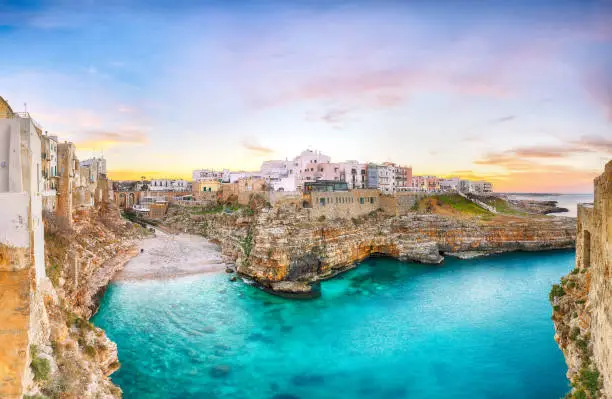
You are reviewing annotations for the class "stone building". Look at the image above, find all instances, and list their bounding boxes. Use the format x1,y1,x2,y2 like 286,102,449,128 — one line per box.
56,142,77,225
302,188,380,219
40,134,58,211
193,179,221,193
0,102,46,281
575,161,611,397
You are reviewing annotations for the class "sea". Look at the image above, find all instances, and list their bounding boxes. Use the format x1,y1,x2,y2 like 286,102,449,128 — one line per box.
93,250,575,398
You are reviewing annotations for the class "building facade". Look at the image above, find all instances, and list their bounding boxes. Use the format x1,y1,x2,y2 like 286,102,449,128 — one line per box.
150,179,190,191
0,104,46,281
339,161,367,190
192,169,229,183
40,134,58,211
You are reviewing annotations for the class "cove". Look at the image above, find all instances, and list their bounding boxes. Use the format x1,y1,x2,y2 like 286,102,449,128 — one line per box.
92,250,574,399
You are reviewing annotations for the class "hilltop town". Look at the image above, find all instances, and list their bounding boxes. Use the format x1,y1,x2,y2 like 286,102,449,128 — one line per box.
112,149,494,219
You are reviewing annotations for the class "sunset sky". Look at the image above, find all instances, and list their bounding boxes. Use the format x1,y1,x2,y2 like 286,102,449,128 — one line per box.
1,0,610,192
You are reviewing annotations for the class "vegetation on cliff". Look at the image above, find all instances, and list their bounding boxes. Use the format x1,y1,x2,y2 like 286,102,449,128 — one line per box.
161,194,575,296
24,205,147,398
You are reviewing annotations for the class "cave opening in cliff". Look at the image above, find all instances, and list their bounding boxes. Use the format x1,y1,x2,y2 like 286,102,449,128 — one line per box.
583,230,591,268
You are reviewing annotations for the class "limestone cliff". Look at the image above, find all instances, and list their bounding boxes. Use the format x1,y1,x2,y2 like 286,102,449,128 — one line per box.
551,161,611,399
163,200,576,296
23,204,146,398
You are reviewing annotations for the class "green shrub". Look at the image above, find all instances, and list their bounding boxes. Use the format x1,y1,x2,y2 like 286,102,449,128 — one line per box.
571,268,579,275
46,263,61,287
567,280,577,289
83,345,96,358
576,366,600,396
570,327,581,341
553,305,561,312
549,284,565,302
572,390,587,399
30,345,50,382
576,338,589,357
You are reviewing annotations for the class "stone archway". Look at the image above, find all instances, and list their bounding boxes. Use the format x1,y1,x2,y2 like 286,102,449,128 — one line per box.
119,193,126,208
128,193,135,208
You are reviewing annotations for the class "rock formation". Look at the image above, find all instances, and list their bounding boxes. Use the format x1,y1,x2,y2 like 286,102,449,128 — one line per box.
21,203,147,398
551,161,611,399
163,198,576,297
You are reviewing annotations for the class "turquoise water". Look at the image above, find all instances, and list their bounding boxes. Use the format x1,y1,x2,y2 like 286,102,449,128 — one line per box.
93,251,574,399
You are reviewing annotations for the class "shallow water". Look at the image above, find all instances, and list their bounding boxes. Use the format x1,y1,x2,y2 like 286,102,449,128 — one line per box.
93,250,574,399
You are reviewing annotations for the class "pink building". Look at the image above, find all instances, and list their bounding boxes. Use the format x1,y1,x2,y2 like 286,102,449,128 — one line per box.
301,162,342,183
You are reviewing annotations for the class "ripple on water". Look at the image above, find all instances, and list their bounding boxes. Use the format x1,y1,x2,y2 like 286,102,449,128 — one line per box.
93,250,574,399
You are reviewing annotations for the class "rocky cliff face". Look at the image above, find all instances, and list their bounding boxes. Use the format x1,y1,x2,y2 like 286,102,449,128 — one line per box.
551,161,611,399
23,204,146,398
163,202,576,296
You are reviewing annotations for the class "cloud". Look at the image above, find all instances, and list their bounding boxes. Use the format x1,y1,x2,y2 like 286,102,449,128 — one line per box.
581,61,612,121
475,135,612,167
488,115,516,125
242,139,274,155
321,108,352,125
75,129,148,150
266,67,509,107
572,135,612,153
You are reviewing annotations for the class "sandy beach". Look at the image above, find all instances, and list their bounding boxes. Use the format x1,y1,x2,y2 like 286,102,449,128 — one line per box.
113,230,228,281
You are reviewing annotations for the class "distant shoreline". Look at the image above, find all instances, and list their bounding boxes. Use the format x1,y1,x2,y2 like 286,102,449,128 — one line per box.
501,192,592,196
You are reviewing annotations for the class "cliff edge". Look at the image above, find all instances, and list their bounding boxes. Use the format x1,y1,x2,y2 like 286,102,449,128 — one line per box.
551,160,611,399
162,195,576,296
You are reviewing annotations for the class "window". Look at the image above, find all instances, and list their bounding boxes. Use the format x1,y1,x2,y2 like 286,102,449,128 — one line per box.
360,197,364,204
370,197,374,204
319,198,326,206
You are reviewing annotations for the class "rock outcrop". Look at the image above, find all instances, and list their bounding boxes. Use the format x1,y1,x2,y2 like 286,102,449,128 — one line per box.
551,161,611,399
163,200,576,296
22,203,147,398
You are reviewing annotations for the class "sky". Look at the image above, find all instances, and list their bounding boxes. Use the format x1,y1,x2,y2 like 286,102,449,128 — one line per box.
0,0,610,192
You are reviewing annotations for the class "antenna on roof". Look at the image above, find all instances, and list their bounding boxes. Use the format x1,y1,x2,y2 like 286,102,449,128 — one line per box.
24,102,27,113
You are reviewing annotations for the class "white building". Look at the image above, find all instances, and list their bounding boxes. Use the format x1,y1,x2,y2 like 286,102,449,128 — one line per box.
293,149,331,190
338,161,367,189
192,169,230,183
150,179,190,191
458,180,493,194
80,156,106,176
366,163,396,193
439,177,460,191
0,107,46,281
